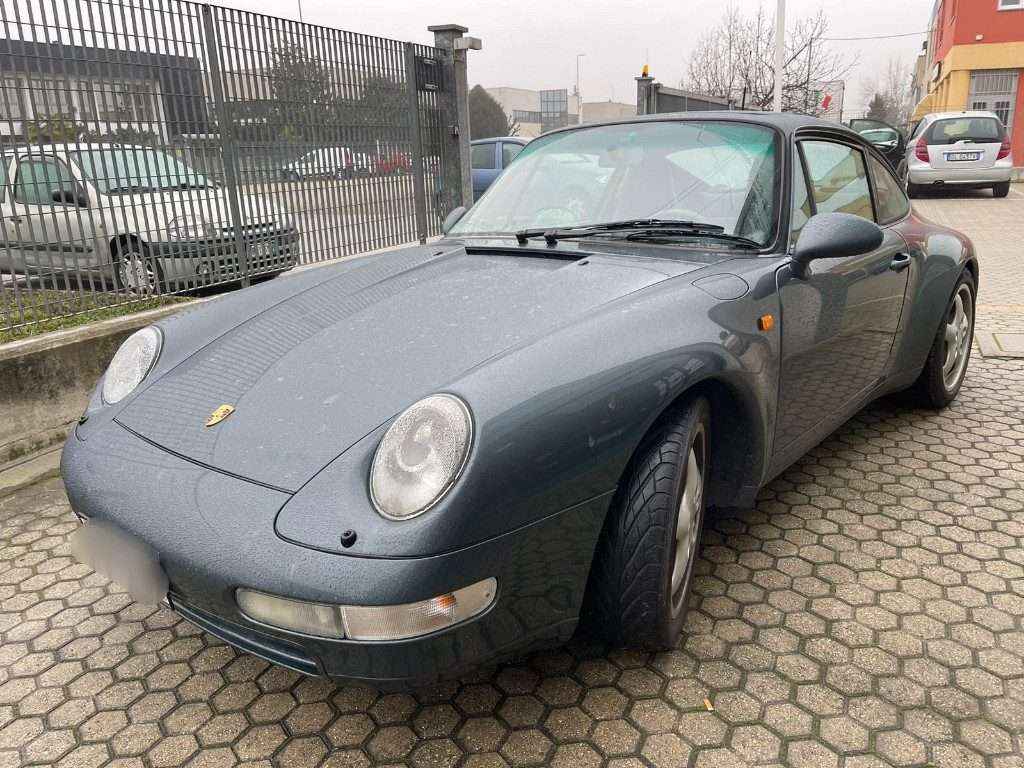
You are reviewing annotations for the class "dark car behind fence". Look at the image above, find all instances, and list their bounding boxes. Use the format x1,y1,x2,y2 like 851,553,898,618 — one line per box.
0,0,468,334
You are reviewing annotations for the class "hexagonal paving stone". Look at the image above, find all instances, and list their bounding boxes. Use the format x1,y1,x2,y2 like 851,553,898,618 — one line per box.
3,289,1024,768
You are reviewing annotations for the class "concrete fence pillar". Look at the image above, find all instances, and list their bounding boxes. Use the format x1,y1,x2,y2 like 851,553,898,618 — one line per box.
429,24,474,213
636,75,656,116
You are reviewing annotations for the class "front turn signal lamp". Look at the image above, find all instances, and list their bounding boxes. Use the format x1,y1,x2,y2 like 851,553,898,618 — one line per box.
235,577,497,641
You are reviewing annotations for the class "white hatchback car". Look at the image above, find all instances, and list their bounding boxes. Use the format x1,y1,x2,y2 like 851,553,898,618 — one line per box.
0,144,299,294
901,111,1013,198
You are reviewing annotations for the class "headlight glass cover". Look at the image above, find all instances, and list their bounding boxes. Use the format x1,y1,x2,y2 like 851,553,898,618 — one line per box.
101,326,162,404
169,215,211,240
370,394,472,519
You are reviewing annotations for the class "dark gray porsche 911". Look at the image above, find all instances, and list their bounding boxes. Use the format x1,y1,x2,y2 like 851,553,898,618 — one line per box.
63,113,978,687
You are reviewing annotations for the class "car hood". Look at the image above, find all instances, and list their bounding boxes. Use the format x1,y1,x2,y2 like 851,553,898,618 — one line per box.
103,188,285,236
116,243,704,491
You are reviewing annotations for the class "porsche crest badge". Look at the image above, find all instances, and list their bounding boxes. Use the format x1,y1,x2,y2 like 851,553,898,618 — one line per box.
205,404,235,427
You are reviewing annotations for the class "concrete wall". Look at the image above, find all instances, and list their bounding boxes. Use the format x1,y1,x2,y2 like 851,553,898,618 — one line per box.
0,302,195,467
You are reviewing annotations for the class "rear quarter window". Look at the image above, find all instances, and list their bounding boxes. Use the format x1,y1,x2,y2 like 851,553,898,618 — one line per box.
927,117,1004,145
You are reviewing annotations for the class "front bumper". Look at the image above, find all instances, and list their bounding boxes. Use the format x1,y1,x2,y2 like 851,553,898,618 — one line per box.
151,227,301,288
61,421,605,687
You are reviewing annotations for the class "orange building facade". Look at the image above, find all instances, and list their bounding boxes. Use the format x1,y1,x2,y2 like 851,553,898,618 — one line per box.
914,0,1024,166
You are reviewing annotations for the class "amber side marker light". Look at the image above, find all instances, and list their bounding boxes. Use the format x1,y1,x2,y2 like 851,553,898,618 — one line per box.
758,314,775,332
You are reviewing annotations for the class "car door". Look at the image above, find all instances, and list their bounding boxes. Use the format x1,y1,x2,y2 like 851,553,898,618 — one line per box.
8,153,100,279
773,138,911,461
849,118,906,171
471,141,500,200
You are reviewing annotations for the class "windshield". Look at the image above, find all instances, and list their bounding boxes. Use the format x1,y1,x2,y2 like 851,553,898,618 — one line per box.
450,120,779,246
69,147,213,194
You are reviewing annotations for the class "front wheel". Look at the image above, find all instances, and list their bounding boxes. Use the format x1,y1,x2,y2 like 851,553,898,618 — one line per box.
584,396,710,651
993,181,1010,198
114,239,163,296
907,271,976,408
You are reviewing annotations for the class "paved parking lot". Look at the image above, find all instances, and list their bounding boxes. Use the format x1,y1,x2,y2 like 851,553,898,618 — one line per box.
1,193,1023,768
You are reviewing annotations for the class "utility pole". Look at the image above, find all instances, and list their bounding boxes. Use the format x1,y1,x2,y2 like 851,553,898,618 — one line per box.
805,38,813,114
773,0,785,113
297,0,304,22
576,53,585,124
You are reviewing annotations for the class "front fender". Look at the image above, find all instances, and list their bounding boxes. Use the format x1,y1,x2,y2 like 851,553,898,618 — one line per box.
275,271,781,559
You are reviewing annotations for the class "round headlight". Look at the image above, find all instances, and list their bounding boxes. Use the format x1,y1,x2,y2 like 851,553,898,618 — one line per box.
370,394,473,520
101,326,162,405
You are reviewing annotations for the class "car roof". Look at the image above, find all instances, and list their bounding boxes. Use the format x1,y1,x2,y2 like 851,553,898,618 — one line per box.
2,142,152,156
471,136,528,145
541,110,860,140
922,110,1001,122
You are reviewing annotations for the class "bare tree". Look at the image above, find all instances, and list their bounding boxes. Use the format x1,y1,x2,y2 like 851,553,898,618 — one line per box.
683,5,855,116
861,58,914,127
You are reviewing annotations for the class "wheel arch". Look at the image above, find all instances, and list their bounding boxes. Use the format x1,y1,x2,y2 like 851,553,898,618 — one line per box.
626,374,767,511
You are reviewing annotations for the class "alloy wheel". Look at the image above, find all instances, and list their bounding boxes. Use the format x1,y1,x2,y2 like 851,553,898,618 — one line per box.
942,283,973,391
670,426,705,614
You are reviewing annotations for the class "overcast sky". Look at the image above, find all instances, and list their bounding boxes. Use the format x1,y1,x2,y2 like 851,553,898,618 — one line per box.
218,0,935,118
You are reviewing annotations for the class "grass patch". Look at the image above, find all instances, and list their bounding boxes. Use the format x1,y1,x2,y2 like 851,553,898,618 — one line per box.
1,288,190,344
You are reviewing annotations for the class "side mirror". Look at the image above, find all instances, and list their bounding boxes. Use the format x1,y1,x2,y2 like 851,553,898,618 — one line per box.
51,188,88,207
442,206,466,235
792,212,884,278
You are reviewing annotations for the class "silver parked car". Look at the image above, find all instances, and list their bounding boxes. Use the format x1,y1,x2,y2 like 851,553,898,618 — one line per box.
900,111,1013,198
280,146,373,181
0,144,300,293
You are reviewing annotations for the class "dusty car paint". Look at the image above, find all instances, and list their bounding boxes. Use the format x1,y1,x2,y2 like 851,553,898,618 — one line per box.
62,113,977,686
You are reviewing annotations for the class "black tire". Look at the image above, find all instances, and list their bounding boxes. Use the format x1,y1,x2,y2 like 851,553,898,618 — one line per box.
584,396,710,651
993,181,1010,198
907,270,976,408
113,238,163,296
906,180,922,199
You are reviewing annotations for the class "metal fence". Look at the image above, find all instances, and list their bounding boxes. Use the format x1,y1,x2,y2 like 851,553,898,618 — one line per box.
0,0,459,334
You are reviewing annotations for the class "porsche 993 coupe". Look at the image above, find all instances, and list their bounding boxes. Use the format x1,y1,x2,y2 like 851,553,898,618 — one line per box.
64,113,979,687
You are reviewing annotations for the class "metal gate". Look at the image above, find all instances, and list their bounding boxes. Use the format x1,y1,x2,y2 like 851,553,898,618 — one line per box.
968,70,1019,130
0,0,457,334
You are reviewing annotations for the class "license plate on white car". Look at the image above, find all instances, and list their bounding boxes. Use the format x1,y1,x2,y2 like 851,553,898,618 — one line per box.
946,151,981,162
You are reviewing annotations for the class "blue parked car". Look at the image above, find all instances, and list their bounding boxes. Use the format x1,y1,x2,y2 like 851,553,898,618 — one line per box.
471,136,528,200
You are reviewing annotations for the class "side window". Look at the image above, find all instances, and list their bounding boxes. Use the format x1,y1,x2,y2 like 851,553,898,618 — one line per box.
869,155,911,224
501,142,524,168
790,158,813,250
14,157,75,205
800,141,874,221
471,143,496,170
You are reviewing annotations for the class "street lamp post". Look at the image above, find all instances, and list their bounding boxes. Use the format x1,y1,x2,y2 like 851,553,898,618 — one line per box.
576,53,585,124
773,0,785,113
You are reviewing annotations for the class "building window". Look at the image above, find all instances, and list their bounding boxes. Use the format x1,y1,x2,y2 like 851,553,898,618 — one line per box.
512,110,541,123
81,79,158,122
539,88,569,133
0,76,24,120
998,0,1023,10
994,100,1013,126
28,77,72,118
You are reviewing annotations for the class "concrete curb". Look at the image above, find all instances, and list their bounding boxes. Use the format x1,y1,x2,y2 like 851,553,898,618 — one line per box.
0,447,62,499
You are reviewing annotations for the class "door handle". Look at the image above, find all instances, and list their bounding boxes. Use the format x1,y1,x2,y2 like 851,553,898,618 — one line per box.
6,215,22,224
890,252,912,272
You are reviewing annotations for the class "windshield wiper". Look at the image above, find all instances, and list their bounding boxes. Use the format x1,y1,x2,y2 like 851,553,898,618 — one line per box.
170,181,214,190
514,218,727,245
106,184,159,194
623,230,763,249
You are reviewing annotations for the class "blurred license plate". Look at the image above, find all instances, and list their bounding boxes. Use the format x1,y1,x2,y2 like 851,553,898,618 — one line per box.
70,520,168,605
947,152,981,162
